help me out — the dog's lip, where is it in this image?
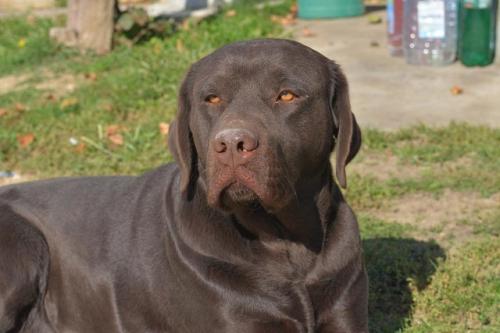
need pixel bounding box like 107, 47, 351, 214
207, 167, 260, 206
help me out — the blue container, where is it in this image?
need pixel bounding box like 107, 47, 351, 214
298, 0, 365, 19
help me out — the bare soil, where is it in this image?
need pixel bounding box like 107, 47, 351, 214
0, 69, 78, 97
370, 190, 500, 246
349, 151, 422, 181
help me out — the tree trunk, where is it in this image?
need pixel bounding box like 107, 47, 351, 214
50, 0, 115, 54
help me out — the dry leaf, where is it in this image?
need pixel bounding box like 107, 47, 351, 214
280, 16, 296, 26
17, 133, 35, 148
0, 108, 7, 117
226, 9, 237, 17
368, 15, 383, 24
74, 143, 86, 153
46, 93, 57, 101
159, 122, 170, 136
15, 103, 26, 112
106, 124, 121, 136
108, 133, 124, 146
176, 39, 185, 53
370, 41, 380, 47
302, 28, 316, 37
84, 72, 97, 81
60, 97, 79, 109
450, 86, 463, 95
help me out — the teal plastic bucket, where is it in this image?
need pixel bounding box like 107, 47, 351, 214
298, 0, 365, 19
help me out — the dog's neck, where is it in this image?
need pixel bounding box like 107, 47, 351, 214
229, 167, 339, 253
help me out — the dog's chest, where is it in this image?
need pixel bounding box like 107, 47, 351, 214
215, 241, 319, 332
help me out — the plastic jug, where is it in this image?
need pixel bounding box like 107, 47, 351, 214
458, 0, 498, 66
387, 0, 404, 56
403, 0, 459, 65
298, 0, 364, 19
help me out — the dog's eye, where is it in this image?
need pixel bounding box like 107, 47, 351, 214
278, 91, 297, 102
205, 95, 222, 105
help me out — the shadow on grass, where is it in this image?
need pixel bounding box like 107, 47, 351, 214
364, 238, 445, 333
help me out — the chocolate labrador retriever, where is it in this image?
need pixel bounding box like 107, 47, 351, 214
0, 39, 367, 332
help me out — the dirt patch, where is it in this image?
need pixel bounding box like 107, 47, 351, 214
370, 190, 500, 246
349, 153, 476, 182
0, 70, 77, 97
348, 151, 422, 181
0, 73, 31, 95
35, 72, 77, 96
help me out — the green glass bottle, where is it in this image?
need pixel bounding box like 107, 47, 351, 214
458, 0, 498, 67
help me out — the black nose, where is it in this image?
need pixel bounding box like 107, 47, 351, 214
213, 128, 259, 166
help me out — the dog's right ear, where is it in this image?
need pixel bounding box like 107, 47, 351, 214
168, 72, 198, 200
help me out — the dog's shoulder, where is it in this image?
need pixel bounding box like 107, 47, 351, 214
0, 163, 181, 222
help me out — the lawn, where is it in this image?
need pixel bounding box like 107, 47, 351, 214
0, 1, 499, 332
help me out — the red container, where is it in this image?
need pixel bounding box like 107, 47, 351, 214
387, 0, 404, 56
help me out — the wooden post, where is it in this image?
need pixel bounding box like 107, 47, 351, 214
50, 0, 115, 54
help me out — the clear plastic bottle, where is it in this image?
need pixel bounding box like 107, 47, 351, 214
403, 0, 459, 65
387, 0, 405, 56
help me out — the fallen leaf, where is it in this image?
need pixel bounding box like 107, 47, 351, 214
176, 39, 185, 53
60, 97, 79, 109
106, 124, 121, 136
159, 122, 170, 136
74, 143, 86, 153
302, 28, 316, 37
368, 15, 383, 24
15, 103, 26, 112
46, 93, 57, 101
18, 38, 27, 48
84, 72, 97, 81
450, 86, 463, 95
280, 17, 296, 26
0, 108, 7, 117
108, 133, 124, 146
17, 133, 35, 148
226, 9, 237, 17
370, 41, 380, 47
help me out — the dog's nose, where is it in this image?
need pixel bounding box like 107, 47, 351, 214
213, 128, 258, 166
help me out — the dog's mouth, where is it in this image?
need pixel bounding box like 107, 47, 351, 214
220, 182, 259, 209
207, 167, 261, 210
207, 166, 293, 212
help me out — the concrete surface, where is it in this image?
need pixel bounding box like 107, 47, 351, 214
293, 10, 500, 130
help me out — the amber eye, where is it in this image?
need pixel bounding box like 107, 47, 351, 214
206, 95, 222, 105
278, 91, 297, 102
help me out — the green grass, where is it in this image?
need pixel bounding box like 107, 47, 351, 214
1, 2, 499, 332
406, 238, 500, 332
0, 1, 292, 176
0, 16, 70, 76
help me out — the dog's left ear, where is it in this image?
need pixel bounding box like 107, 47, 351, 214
168, 71, 198, 200
329, 62, 362, 188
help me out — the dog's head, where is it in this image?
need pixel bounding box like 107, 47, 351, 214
169, 39, 360, 212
